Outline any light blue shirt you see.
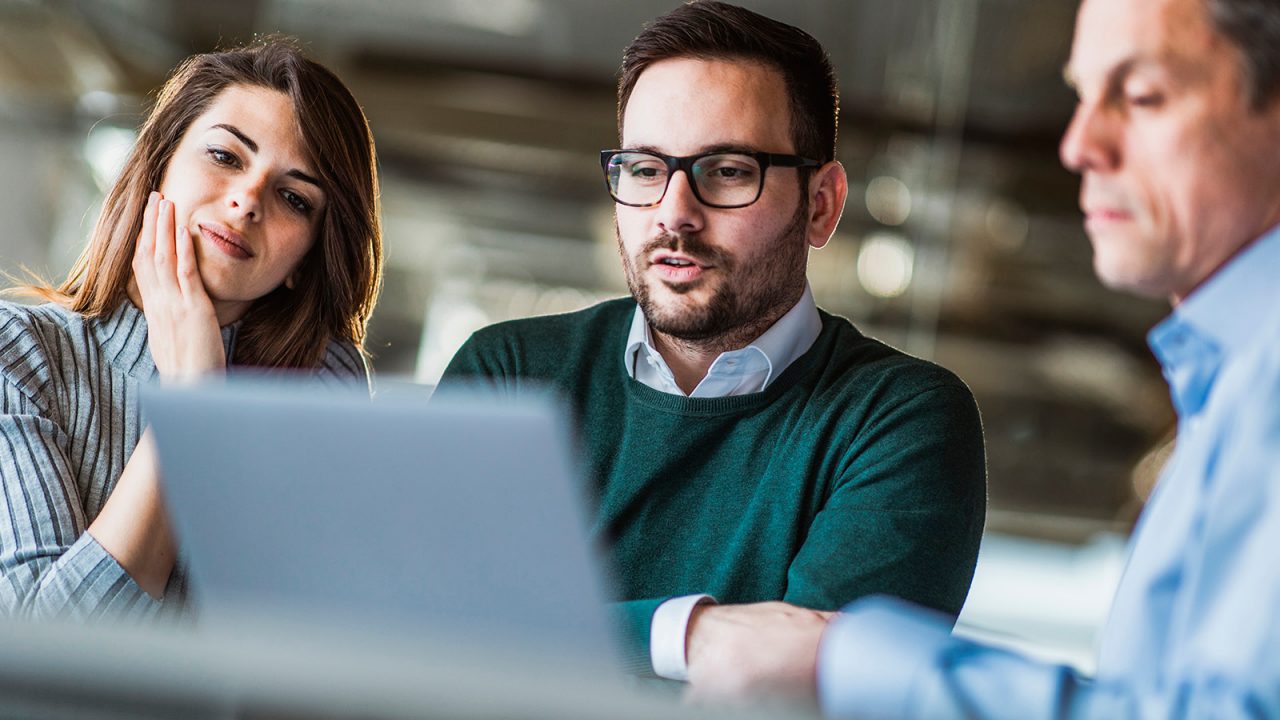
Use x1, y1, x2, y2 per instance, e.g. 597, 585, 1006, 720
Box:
819, 226, 1280, 719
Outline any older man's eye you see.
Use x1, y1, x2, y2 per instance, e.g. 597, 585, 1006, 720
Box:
1125, 90, 1164, 109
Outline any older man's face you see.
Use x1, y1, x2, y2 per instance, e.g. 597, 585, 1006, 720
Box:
1060, 0, 1280, 302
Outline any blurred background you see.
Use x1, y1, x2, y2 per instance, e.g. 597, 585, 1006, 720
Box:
0, 0, 1173, 671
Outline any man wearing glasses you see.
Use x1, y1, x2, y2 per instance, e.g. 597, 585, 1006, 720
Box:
440, 0, 986, 681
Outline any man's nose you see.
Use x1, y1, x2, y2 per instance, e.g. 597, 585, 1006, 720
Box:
654, 170, 706, 235
1060, 100, 1120, 173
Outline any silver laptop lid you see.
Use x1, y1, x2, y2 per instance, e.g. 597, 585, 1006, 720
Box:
144, 380, 619, 668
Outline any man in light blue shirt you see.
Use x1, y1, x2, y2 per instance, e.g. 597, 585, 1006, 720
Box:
680, 0, 1280, 715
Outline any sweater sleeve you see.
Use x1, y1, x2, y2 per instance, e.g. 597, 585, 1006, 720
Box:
607, 597, 669, 675
0, 375, 159, 621
437, 331, 512, 393
784, 381, 987, 618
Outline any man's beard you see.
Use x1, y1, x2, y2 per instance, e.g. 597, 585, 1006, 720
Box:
617, 200, 810, 346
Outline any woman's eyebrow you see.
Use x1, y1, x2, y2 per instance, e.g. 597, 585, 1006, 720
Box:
286, 169, 323, 190
212, 123, 257, 152
211, 123, 322, 190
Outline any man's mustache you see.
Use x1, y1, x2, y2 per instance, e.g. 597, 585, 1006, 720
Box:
639, 232, 727, 267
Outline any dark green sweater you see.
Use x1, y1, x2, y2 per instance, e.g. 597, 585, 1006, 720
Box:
439, 298, 986, 675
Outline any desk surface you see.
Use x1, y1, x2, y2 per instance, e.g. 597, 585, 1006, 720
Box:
0, 616, 817, 720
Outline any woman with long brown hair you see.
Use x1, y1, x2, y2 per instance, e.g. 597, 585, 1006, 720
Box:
0, 38, 382, 618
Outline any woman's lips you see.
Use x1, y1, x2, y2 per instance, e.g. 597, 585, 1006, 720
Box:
199, 224, 252, 260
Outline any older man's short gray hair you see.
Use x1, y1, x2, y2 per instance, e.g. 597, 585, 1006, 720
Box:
1206, 0, 1280, 109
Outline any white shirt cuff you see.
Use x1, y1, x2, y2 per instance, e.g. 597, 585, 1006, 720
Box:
650, 594, 716, 680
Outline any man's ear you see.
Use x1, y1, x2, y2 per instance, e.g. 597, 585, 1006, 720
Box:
806, 161, 848, 249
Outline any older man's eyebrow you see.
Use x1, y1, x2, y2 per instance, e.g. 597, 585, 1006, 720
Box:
1065, 53, 1200, 101
1062, 57, 1143, 101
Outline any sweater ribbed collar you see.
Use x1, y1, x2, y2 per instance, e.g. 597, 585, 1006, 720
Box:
622, 308, 853, 417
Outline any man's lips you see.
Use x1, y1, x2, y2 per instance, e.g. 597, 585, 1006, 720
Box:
199, 223, 254, 260
1083, 208, 1133, 231
648, 251, 712, 283
649, 251, 712, 268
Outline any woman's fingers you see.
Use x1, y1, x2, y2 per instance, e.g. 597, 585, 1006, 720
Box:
130, 191, 225, 382
153, 197, 177, 286
174, 224, 204, 298
132, 192, 160, 288
145, 196, 211, 303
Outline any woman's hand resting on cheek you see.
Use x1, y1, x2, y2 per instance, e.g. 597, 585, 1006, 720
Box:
131, 191, 226, 383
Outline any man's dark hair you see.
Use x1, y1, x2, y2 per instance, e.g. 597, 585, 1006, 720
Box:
618, 0, 839, 165
1206, 0, 1280, 109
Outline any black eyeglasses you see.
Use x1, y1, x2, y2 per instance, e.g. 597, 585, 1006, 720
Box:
599, 149, 822, 209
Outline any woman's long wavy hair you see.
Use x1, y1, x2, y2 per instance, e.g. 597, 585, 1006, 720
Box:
26, 37, 382, 369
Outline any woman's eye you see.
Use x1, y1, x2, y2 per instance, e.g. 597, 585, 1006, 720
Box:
207, 147, 238, 166
281, 189, 313, 215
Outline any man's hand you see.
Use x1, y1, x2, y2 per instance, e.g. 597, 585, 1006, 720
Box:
684, 601, 834, 704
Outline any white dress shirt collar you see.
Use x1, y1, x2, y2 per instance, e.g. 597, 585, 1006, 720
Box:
624, 283, 822, 398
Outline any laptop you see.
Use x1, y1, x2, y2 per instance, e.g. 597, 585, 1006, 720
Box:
143, 379, 620, 670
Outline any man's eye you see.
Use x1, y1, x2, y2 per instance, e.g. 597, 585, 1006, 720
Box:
626, 166, 667, 183
1122, 87, 1164, 108
704, 165, 755, 181
1128, 95, 1163, 107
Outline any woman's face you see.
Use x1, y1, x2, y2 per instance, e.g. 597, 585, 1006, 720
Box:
157, 84, 326, 322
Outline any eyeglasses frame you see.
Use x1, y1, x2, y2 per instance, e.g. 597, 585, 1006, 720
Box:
599, 149, 823, 209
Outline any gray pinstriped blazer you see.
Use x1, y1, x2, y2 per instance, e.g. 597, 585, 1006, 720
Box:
0, 300, 368, 621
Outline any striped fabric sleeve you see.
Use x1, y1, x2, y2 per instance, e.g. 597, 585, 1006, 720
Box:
0, 377, 159, 621
315, 340, 373, 392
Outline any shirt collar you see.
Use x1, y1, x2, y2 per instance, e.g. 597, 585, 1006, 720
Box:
742, 283, 822, 385
1173, 224, 1280, 354
624, 283, 822, 390
624, 303, 654, 377
1148, 225, 1280, 417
